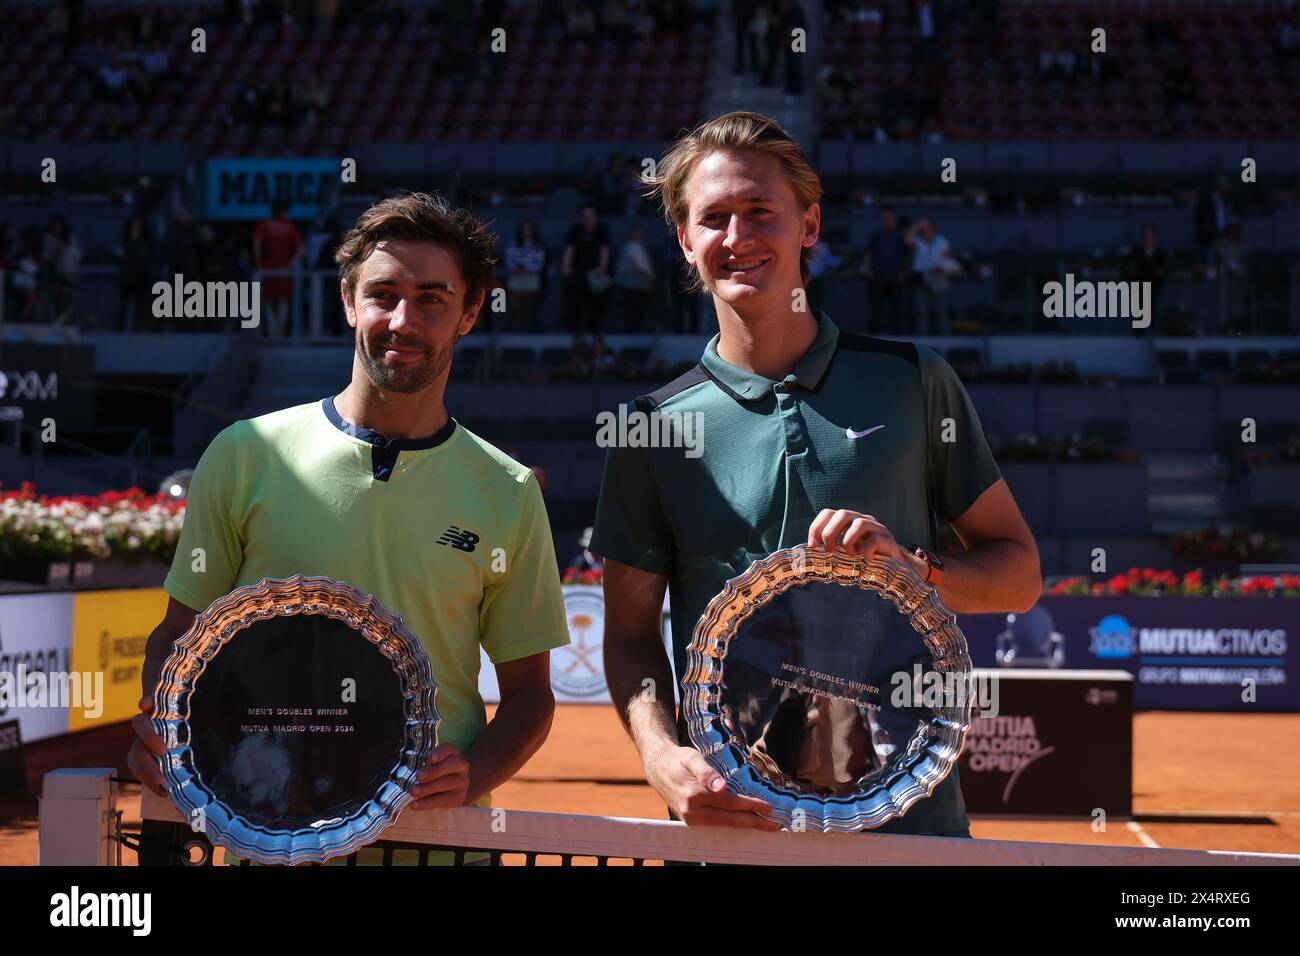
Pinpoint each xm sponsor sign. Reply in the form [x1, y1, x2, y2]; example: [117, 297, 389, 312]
[960, 596, 1299, 711]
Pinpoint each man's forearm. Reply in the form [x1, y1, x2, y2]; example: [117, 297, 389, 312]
[463, 685, 555, 805]
[606, 637, 679, 767]
[140, 623, 184, 700]
[932, 538, 1041, 614]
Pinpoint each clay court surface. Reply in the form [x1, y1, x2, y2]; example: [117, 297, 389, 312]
[3, 706, 1297, 865]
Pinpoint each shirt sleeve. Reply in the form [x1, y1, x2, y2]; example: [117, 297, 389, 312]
[589, 410, 675, 574]
[918, 346, 1002, 524]
[479, 473, 570, 664]
[163, 423, 246, 613]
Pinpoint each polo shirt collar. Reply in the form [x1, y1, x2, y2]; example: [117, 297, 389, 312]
[321, 397, 457, 450]
[700, 310, 840, 401]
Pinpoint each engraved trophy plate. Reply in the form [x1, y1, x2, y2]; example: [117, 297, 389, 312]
[152, 575, 438, 865]
[682, 547, 972, 832]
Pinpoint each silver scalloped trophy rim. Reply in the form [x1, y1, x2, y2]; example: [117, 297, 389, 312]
[682, 547, 973, 833]
[152, 574, 439, 865]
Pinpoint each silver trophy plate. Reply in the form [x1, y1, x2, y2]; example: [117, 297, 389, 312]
[152, 575, 439, 865]
[682, 547, 972, 832]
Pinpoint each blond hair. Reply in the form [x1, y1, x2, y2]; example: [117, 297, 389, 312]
[647, 111, 822, 289]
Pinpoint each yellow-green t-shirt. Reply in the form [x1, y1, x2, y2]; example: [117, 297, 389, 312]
[163, 397, 569, 861]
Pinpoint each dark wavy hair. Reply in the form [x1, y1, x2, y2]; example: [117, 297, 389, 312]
[335, 192, 497, 308]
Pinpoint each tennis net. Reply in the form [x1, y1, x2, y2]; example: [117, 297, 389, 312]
[36, 774, 1298, 868]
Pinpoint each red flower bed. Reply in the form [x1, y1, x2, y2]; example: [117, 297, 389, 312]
[1049, 567, 1300, 597]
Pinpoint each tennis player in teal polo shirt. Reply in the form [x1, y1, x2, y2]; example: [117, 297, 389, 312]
[592, 112, 1042, 837]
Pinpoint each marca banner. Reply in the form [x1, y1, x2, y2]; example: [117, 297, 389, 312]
[206, 157, 337, 220]
[960, 596, 1298, 711]
[0, 594, 75, 742]
[479, 586, 674, 705]
[68, 589, 169, 731]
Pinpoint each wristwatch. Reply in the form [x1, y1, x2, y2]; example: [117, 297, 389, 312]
[908, 545, 945, 586]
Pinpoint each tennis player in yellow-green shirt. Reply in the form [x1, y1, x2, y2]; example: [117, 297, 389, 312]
[127, 193, 571, 857]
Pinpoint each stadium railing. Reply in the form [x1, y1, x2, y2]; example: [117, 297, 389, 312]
[37, 769, 1300, 867]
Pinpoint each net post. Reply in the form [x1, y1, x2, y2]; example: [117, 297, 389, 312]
[38, 768, 119, 866]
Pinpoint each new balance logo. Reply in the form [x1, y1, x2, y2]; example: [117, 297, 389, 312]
[437, 526, 480, 552]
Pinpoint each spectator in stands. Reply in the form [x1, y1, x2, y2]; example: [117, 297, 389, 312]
[43, 215, 81, 326]
[75, 35, 112, 86]
[232, 83, 262, 126]
[1281, 14, 1300, 64]
[47, 2, 70, 46]
[778, 0, 808, 95]
[262, 81, 291, 127]
[309, 216, 348, 336]
[0, 223, 18, 322]
[654, 0, 693, 41]
[254, 201, 304, 337]
[601, 0, 635, 46]
[615, 224, 656, 333]
[12, 225, 44, 322]
[818, 63, 866, 111]
[126, 58, 154, 104]
[165, 206, 198, 282]
[734, 0, 759, 73]
[1215, 223, 1250, 332]
[862, 206, 909, 334]
[880, 81, 917, 141]
[1038, 46, 1076, 82]
[597, 153, 630, 217]
[141, 38, 171, 81]
[758, 2, 780, 86]
[195, 223, 233, 286]
[98, 52, 131, 100]
[117, 215, 155, 333]
[915, 0, 939, 60]
[905, 217, 958, 334]
[505, 220, 547, 334]
[295, 72, 330, 124]
[564, 527, 604, 582]
[1194, 177, 1230, 263]
[314, 0, 339, 25]
[564, 0, 597, 39]
[670, 241, 702, 333]
[806, 238, 840, 312]
[562, 205, 612, 342]
[623, 152, 654, 216]
[628, 0, 656, 42]
[1122, 223, 1168, 333]
[1215, 222, 1248, 274]
[64, 0, 84, 48]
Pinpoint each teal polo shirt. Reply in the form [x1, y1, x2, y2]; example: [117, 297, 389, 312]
[590, 311, 1002, 835]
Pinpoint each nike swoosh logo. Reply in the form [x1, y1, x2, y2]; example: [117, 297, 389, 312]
[846, 425, 886, 440]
